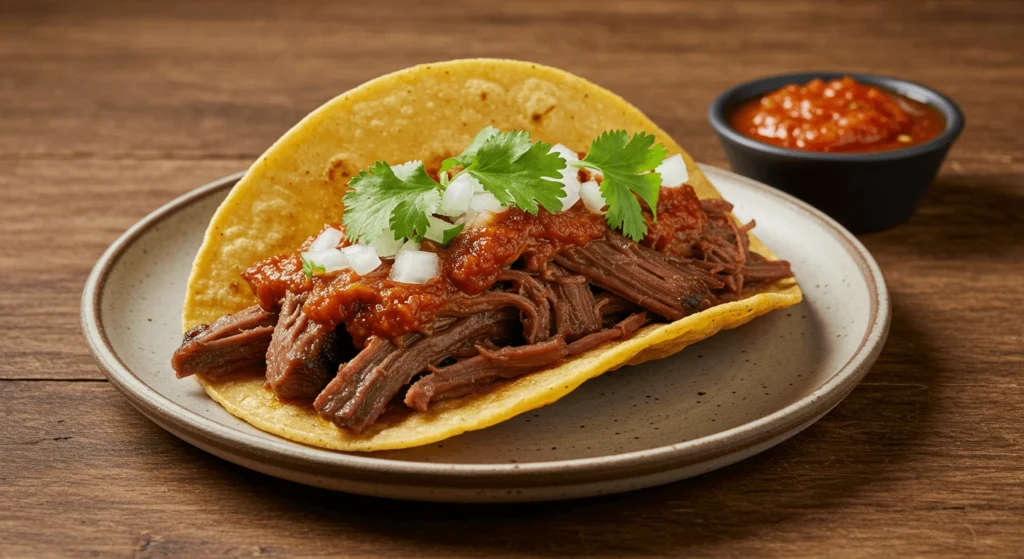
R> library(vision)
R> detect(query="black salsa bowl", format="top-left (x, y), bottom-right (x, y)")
top-left (708, 72), bottom-right (964, 234)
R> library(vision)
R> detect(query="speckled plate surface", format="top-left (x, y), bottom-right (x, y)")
top-left (81, 165), bottom-right (889, 502)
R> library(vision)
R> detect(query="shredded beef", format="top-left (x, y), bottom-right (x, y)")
top-left (314, 336), bottom-right (401, 421)
top-left (595, 292), bottom-right (639, 317)
top-left (406, 312), bottom-right (649, 411)
top-left (498, 270), bottom-right (556, 343)
top-left (316, 310), bottom-right (517, 432)
top-left (556, 232), bottom-right (723, 321)
top-left (546, 264), bottom-right (601, 341)
top-left (404, 336), bottom-right (567, 412)
top-left (265, 292), bottom-right (343, 401)
top-left (696, 199), bottom-right (793, 293)
top-left (172, 305), bottom-right (277, 379)
top-left (567, 311), bottom-right (649, 355)
top-left (440, 290), bottom-right (549, 343)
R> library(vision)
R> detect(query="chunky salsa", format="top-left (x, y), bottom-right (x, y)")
top-left (729, 77), bottom-right (945, 153)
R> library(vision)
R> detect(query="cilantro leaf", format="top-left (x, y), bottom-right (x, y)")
top-left (441, 223), bottom-right (465, 246)
top-left (440, 125), bottom-right (501, 174)
top-left (342, 161), bottom-right (441, 243)
top-left (576, 131), bottom-right (667, 241)
top-left (300, 253), bottom-right (325, 278)
top-left (462, 130), bottom-right (566, 215)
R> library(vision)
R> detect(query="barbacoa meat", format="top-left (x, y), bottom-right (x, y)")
top-left (265, 291), bottom-right (343, 401)
top-left (315, 310), bottom-right (518, 433)
top-left (405, 311), bottom-right (649, 411)
top-left (172, 305), bottom-right (277, 380)
top-left (556, 231), bottom-right (724, 321)
top-left (545, 264), bottom-right (601, 341)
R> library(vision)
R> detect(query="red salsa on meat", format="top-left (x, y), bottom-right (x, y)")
top-left (729, 77), bottom-right (945, 153)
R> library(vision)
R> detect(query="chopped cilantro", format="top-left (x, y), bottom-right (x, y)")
top-left (573, 131), bottom-right (667, 241)
top-left (440, 125), bottom-right (501, 173)
top-left (342, 161), bottom-right (441, 244)
top-left (459, 129), bottom-right (566, 215)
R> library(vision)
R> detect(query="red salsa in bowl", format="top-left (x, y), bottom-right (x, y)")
top-left (709, 72), bottom-right (964, 232)
top-left (728, 77), bottom-right (946, 154)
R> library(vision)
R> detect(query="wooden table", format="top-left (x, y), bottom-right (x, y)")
top-left (2, 1), bottom-right (1021, 556)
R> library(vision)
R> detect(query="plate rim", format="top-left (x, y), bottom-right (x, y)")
top-left (81, 164), bottom-right (890, 488)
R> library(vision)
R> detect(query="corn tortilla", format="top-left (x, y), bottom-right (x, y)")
top-left (182, 59), bottom-right (802, 452)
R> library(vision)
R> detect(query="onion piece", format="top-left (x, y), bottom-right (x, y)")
top-left (390, 249), bottom-right (440, 284)
top-left (580, 180), bottom-right (607, 214)
top-left (424, 216), bottom-right (459, 243)
top-left (557, 178), bottom-right (581, 211)
top-left (309, 227), bottom-right (343, 251)
top-left (547, 144), bottom-right (581, 212)
top-left (549, 143), bottom-right (580, 164)
top-left (301, 249), bottom-right (349, 274)
top-left (440, 173), bottom-right (478, 216)
top-left (466, 210), bottom-right (497, 229)
top-left (399, 239), bottom-right (421, 252)
top-left (470, 192), bottom-right (505, 213)
top-left (390, 160), bottom-right (423, 180)
top-left (371, 229), bottom-right (404, 258)
top-left (340, 244), bottom-right (382, 275)
top-left (656, 154), bottom-right (689, 188)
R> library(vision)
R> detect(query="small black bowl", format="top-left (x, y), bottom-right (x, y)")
top-left (708, 72), bottom-right (964, 234)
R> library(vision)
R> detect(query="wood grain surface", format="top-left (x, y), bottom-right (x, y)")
top-left (1, 0), bottom-right (1021, 557)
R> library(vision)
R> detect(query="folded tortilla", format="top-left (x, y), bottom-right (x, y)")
top-left (182, 59), bottom-right (802, 452)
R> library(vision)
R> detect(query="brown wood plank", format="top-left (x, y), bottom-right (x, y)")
top-left (0, 0), bottom-right (1021, 160)
top-left (1, 380), bottom-right (1021, 558)
top-left (0, 159), bottom-right (245, 380)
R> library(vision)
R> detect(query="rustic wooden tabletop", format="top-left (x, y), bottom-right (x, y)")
top-left (2, 1), bottom-right (1022, 557)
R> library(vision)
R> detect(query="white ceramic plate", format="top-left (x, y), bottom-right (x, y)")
top-left (81, 165), bottom-right (889, 502)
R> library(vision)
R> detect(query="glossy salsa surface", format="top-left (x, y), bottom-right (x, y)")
top-left (729, 77), bottom-right (946, 154)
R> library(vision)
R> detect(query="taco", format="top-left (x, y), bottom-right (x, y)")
top-left (172, 59), bottom-right (801, 452)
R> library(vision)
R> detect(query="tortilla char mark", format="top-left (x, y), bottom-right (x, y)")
top-left (173, 184), bottom-right (793, 433)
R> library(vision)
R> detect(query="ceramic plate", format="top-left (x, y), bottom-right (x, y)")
top-left (81, 165), bottom-right (889, 502)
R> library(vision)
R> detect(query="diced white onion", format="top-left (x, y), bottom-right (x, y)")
top-left (656, 154), bottom-right (689, 188)
top-left (470, 192), bottom-right (505, 213)
top-left (390, 250), bottom-right (440, 284)
top-left (310, 227), bottom-right (343, 251)
top-left (390, 160), bottom-right (423, 180)
top-left (559, 183), bottom-right (581, 211)
top-left (371, 229), bottom-right (404, 258)
top-left (467, 210), bottom-right (497, 229)
top-left (580, 180), bottom-right (607, 214)
top-left (340, 244), bottom-right (382, 275)
top-left (301, 249), bottom-right (349, 273)
top-left (440, 173), bottom-right (478, 216)
top-left (424, 216), bottom-right (459, 243)
top-left (549, 143), bottom-right (580, 164)
top-left (399, 239), bottom-right (421, 252)
top-left (554, 169), bottom-right (582, 211)
top-left (546, 144), bottom-right (582, 212)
